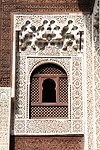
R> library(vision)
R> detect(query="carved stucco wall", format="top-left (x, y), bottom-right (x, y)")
top-left (93, 0), bottom-right (100, 150)
top-left (0, 11), bottom-right (98, 150)
top-left (0, 88), bottom-right (11, 150)
top-left (12, 12), bottom-right (100, 150)
top-left (11, 14), bottom-right (84, 136)
top-left (0, 1), bottom-right (99, 150)
top-left (85, 14), bottom-right (95, 150)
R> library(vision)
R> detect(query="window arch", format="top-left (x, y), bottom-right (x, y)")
top-left (30, 63), bottom-right (68, 118)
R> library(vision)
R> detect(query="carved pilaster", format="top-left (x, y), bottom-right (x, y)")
top-left (0, 87), bottom-right (11, 150)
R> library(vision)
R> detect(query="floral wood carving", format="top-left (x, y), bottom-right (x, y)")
top-left (19, 19), bottom-right (84, 52)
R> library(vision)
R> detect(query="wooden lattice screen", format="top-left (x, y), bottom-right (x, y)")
top-left (30, 63), bottom-right (68, 118)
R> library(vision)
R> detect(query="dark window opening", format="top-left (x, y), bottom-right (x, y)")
top-left (42, 78), bottom-right (56, 103)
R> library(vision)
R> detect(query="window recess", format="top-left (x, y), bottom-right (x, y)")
top-left (30, 63), bottom-right (68, 118)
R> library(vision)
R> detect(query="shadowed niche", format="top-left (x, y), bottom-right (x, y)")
top-left (77, 0), bottom-right (95, 13)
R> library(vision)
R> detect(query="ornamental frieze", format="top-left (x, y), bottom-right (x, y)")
top-left (14, 14), bottom-right (84, 56)
top-left (19, 19), bottom-right (84, 53)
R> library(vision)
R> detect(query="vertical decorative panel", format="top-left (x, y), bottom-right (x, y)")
top-left (15, 55), bottom-right (27, 119)
top-left (85, 14), bottom-right (95, 150)
top-left (0, 87), bottom-right (11, 150)
top-left (72, 57), bottom-right (83, 120)
top-left (93, 1), bottom-right (100, 149)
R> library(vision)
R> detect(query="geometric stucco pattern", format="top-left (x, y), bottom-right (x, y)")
top-left (15, 55), bottom-right (26, 119)
top-left (0, 1), bottom-right (99, 150)
top-left (15, 14), bottom-right (84, 31)
top-left (72, 57), bottom-right (83, 120)
top-left (93, 0), bottom-right (100, 149)
top-left (26, 119), bottom-right (71, 134)
top-left (0, 87), bottom-right (11, 150)
top-left (13, 55), bottom-right (83, 135)
top-left (85, 14), bottom-right (95, 150)
top-left (95, 53), bottom-right (100, 150)
top-left (12, 14), bottom-right (84, 135)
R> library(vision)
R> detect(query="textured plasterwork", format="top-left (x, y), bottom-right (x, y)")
top-left (13, 119), bottom-right (83, 135)
top-left (15, 14), bottom-right (84, 56)
top-left (0, 145), bottom-right (8, 150)
top-left (72, 57), bottom-right (83, 120)
top-left (85, 15), bottom-right (95, 150)
top-left (13, 55), bottom-right (83, 135)
top-left (71, 120), bottom-right (83, 133)
top-left (26, 119), bottom-right (71, 134)
top-left (15, 14), bottom-right (84, 31)
top-left (0, 87), bottom-right (11, 149)
top-left (13, 14), bottom-right (84, 135)
top-left (15, 55), bottom-right (26, 119)
top-left (94, 54), bottom-right (100, 150)
top-left (14, 120), bottom-right (25, 134)
top-left (19, 20), bottom-right (84, 53)
top-left (93, 1), bottom-right (100, 149)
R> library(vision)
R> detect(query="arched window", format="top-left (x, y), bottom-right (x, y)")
top-left (30, 63), bottom-right (68, 118)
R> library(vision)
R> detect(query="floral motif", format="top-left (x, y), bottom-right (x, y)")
top-left (19, 19), bottom-right (84, 52)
